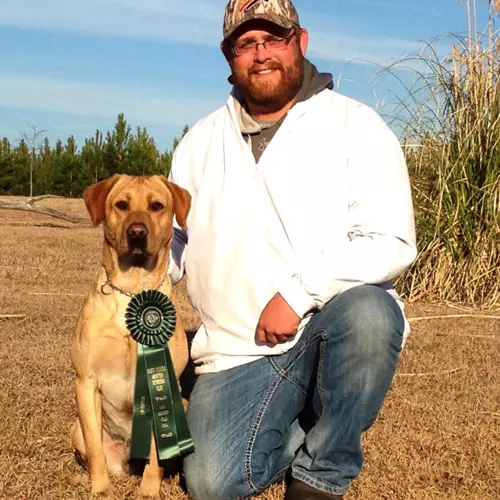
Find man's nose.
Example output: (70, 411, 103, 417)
(254, 43, 271, 63)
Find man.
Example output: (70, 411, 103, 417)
(168, 1, 417, 498)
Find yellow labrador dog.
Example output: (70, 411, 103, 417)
(70, 174, 191, 496)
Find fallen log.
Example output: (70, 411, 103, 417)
(0, 196, 86, 224)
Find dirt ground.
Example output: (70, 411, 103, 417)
(0, 197, 499, 500)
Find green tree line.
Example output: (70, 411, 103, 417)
(0, 114, 189, 197)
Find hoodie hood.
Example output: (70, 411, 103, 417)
(231, 59, 333, 161)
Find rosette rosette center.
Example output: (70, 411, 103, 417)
(125, 290, 176, 346)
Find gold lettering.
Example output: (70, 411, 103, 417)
(147, 366, 166, 375)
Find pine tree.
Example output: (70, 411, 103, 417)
(11, 139, 31, 195)
(104, 114, 132, 174)
(36, 137, 54, 194)
(82, 130, 105, 183)
(49, 139, 67, 196)
(0, 137, 15, 194)
(62, 135, 91, 197)
(125, 127, 161, 175)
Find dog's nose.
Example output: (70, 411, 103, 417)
(127, 223, 148, 240)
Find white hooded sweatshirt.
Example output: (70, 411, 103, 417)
(169, 88, 417, 374)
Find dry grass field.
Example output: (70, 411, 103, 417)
(0, 197, 499, 500)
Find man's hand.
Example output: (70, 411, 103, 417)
(255, 293, 301, 347)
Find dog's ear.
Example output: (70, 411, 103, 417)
(83, 175, 120, 227)
(160, 177, 191, 230)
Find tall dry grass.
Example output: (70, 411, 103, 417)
(387, 0, 500, 306)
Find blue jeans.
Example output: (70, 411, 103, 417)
(183, 285, 404, 499)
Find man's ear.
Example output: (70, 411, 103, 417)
(298, 28, 309, 57)
(83, 175, 120, 227)
(160, 177, 192, 230)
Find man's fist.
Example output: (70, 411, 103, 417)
(255, 293, 300, 346)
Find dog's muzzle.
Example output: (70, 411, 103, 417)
(127, 223, 148, 250)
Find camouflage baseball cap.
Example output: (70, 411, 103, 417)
(223, 0, 300, 39)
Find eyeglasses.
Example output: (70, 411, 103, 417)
(231, 32, 297, 56)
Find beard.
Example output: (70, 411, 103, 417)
(231, 54, 304, 114)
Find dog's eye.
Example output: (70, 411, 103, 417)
(115, 200, 129, 211)
(150, 202, 164, 212)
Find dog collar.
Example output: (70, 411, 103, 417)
(101, 269, 168, 298)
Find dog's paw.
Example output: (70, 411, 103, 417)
(89, 488, 113, 499)
(90, 476, 111, 496)
(138, 479, 162, 497)
(70, 472, 90, 486)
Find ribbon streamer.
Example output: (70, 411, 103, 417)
(126, 290, 194, 461)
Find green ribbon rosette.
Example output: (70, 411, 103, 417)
(125, 290, 194, 461)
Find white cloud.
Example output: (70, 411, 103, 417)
(0, 74, 222, 127)
(308, 33, 428, 67)
(0, 0, 222, 45)
(0, 0, 427, 64)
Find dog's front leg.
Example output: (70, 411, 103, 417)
(138, 434, 164, 497)
(75, 376, 110, 495)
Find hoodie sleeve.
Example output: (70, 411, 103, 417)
(278, 106, 417, 317)
(168, 225, 188, 285)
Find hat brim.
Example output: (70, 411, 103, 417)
(223, 13, 296, 39)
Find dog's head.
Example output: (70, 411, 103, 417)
(83, 174, 191, 260)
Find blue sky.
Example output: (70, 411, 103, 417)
(0, 0, 489, 152)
